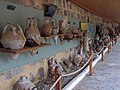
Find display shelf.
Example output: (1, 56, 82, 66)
(0, 43, 51, 54)
(41, 34, 65, 38)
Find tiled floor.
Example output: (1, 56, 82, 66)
(73, 41, 120, 90)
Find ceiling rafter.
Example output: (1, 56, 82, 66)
(69, 0, 118, 23)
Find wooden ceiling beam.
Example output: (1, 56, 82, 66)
(69, 0, 117, 23)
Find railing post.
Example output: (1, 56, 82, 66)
(112, 39, 114, 46)
(89, 48, 93, 76)
(55, 66, 61, 90)
(108, 44, 110, 53)
(109, 42, 112, 49)
(115, 37, 117, 44)
(102, 44, 104, 61)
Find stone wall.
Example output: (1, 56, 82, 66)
(0, 47, 75, 90)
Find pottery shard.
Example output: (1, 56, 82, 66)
(78, 31, 83, 38)
(37, 67, 44, 79)
(72, 55, 83, 66)
(65, 32, 73, 40)
(63, 59, 73, 68)
(59, 62, 70, 72)
(71, 29, 79, 38)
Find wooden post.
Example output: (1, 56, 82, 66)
(102, 44, 104, 61)
(115, 37, 117, 44)
(108, 44, 110, 53)
(55, 66, 61, 90)
(109, 42, 112, 49)
(112, 39, 114, 46)
(89, 48, 93, 76)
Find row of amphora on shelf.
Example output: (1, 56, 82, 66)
(0, 17, 83, 50)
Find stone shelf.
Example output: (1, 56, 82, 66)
(0, 43, 51, 54)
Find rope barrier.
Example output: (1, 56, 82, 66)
(49, 55, 93, 90)
(49, 41, 112, 90)
(62, 55, 93, 77)
(49, 76, 62, 90)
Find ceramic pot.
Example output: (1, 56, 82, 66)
(72, 55, 82, 66)
(17, 75, 37, 90)
(47, 58, 56, 80)
(71, 23, 79, 38)
(65, 31, 73, 40)
(65, 22, 73, 40)
(41, 18, 52, 36)
(51, 20, 59, 45)
(78, 30, 83, 38)
(72, 28, 79, 38)
(51, 20, 59, 35)
(1, 23, 26, 49)
(58, 20, 65, 44)
(25, 17, 41, 46)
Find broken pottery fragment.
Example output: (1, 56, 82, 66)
(60, 62, 71, 72)
(15, 75, 37, 90)
(63, 58, 73, 68)
(72, 55, 82, 66)
(47, 57, 57, 81)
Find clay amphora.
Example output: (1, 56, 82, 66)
(59, 20, 65, 44)
(25, 17, 41, 46)
(1, 23, 26, 49)
(71, 23, 79, 38)
(51, 20, 59, 35)
(41, 18, 52, 36)
(65, 22, 73, 40)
